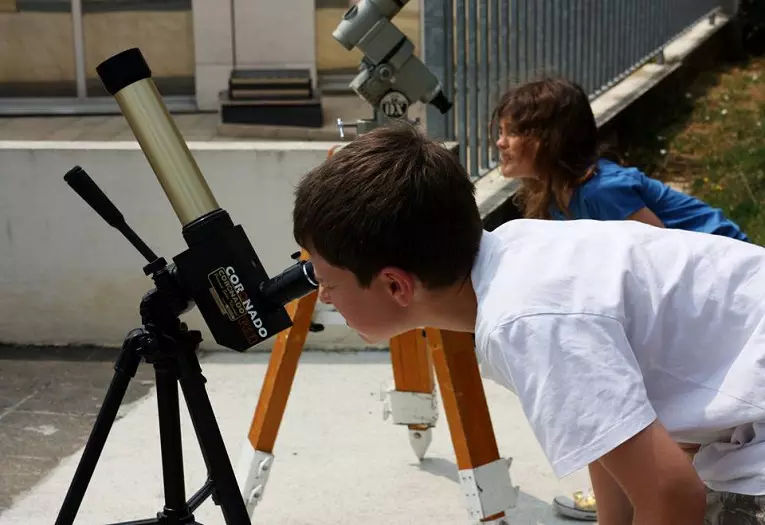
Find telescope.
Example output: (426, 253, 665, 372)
(333, 0, 453, 137)
(54, 47, 318, 525)
(92, 47, 318, 351)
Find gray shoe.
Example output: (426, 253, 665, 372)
(552, 491, 598, 521)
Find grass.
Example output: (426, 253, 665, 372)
(610, 51, 765, 245)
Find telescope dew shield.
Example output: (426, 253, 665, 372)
(96, 48, 218, 227)
(94, 47, 304, 351)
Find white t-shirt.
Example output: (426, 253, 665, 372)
(471, 218, 765, 495)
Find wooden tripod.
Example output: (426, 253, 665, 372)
(234, 149, 518, 524)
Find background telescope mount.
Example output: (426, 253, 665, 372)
(333, 0, 453, 137)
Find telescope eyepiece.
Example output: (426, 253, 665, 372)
(96, 47, 152, 96)
(260, 260, 318, 308)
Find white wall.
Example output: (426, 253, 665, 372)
(192, 0, 318, 111)
(232, 0, 317, 83)
(191, 0, 235, 111)
(0, 140, 371, 351)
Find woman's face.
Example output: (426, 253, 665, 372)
(495, 120, 538, 179)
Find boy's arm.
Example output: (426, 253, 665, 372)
(598, 420, 707, 525)
(588, 460, 633, 525)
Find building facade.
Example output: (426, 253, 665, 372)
(0, 0, 422, 114)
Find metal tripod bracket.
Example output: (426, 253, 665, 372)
(235, 445, 275, 514)
(380, 381, 438, 426)
(459, 457, 520, 523)
(336, 91, 422, 139)
(336, 115, 422, 138)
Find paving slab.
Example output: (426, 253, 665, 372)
(0, 345, 155, 515)
(0, 349, 591, 525)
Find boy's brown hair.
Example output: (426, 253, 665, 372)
(293, 121, 483, 288)
(491, 76, 608, 219)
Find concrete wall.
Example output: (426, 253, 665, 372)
(192, 0, 319, 111)
(0, 5, 195, 97)
(192, 0, 234, 111)
(0, 140, 370, 351)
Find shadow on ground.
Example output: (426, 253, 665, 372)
(0, 345, 156, 515)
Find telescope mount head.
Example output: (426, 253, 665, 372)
(332, 0, 452, 138)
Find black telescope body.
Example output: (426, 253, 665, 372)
(89, 47, 317, 351)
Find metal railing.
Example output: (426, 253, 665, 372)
(422, 0, 734, 179)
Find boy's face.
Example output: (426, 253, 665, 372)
(307, 251, 416, 344)
(496, 119, 538, 179)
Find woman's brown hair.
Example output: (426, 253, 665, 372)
(490, 77, 608, 219)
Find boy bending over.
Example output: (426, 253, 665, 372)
(292, 123, 765, 525)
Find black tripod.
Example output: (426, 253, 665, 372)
(54, 166, 254, 524)
(55, 257, 251, 525)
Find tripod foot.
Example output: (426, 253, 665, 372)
(459, 457, 519, 523)
(408, 427, 432, 460)
(380, 382, 438, 459)
(235, 444, 274, 516)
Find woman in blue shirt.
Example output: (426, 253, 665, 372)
(491, 76, 750, 521)
(491, 77, 749, 243)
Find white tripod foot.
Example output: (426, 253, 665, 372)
(408, 427, 433, 459)
(235, 442, 274, 517)
(460, 457, 520, 524)
(381, 381, 438, 459)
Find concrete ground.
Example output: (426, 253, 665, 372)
(0, 345, 156, 513)
(0, 345, 592, 525)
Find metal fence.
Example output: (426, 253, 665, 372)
(422, 0, 734, 179)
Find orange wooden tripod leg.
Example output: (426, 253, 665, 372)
(426, 328, 518, 523)
(386, 329, 438, 459)
(235, 252, 319, 516)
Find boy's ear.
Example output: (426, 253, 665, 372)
(379, 267, 415, 307)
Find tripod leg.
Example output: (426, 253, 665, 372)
(174, 340, 251, 525)
(236, 284, 319, 515)
(55, 329, 145, 525)
(425, 328, 519, 524)
(384, 329, 438, 459)
(153, 357, 190, 520)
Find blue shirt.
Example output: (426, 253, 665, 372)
(550, 158, 749, 242)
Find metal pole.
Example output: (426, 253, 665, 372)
(71, 0, 87, 99)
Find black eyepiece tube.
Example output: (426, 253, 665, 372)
(259, 261, 318, 307)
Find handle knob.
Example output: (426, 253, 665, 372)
(336, 118, 359, 139)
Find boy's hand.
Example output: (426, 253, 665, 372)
(598, 419, 707, 525)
